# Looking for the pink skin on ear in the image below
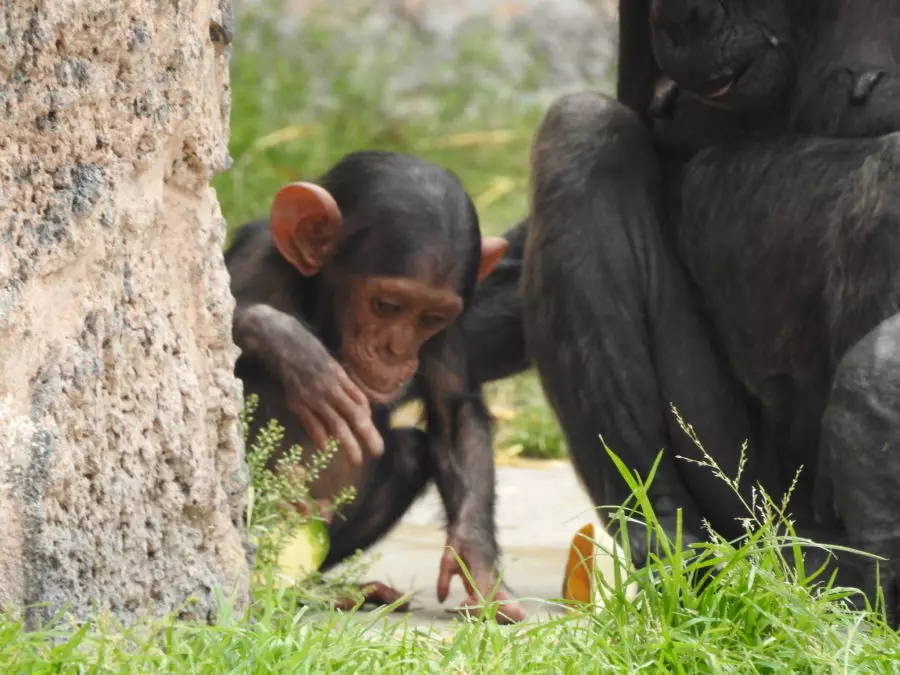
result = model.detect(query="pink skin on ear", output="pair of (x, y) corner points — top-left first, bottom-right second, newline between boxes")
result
(269, 182), (343, 276)
(477, 236), (509, 283)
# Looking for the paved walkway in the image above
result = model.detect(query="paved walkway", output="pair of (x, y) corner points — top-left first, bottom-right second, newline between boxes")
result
(335, 461), (618, 627)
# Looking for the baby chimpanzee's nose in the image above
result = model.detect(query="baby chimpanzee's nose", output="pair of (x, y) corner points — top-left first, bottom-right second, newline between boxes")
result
(386, 322), (416, 359)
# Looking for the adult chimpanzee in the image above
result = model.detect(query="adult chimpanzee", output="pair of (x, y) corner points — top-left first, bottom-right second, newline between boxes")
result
(462, 0), (900, 625)
(225, 150), (526, 623)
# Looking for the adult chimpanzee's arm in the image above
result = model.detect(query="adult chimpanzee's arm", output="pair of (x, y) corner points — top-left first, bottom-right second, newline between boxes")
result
(793, 70), (900, 139)
(522, 93), (765, 560)
(790, 0), (900, 140)
(419, 326), (526, 623)
(678, 134), (900, 374)
(617, 0), (658, 121)
(457, 220), (529, 385)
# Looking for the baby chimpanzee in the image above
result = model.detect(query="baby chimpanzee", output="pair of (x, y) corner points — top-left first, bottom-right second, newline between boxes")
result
(226, 150), (525, 623)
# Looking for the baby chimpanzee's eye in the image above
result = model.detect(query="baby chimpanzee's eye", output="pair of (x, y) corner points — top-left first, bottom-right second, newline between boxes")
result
(419, 314), (447, 330)
(373, 299), (402, 317)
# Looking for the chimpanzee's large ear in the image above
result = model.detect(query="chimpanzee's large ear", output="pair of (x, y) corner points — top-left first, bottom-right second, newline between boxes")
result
(477, 236), (509, 283)
(269, 182), (342, 276)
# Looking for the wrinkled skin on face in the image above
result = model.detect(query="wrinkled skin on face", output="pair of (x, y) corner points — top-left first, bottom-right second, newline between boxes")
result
(649, 0), (797, 111)
(336, 274), (463, 404)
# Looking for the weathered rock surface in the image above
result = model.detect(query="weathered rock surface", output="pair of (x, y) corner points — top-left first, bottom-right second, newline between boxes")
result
(0, 0), (249, 625)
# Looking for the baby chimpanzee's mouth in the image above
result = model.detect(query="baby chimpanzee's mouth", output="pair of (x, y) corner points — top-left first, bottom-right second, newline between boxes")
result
(345, 367), (408, 405)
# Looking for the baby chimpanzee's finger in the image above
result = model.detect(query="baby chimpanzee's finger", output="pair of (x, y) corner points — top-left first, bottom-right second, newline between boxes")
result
(333, 363), (369, 407)
(345, 405), (383, 459)
(294, 405), (331, 453)
(330, 365), (384, 459)
(436, 547), (463, 603)
(319, 404), (364, 467)
(445, 593), (527, 625)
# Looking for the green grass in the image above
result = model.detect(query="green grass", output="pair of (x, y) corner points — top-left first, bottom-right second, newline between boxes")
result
(214, 0), (566, 459)
(3, 423), (899, 672)
(488, 373), (569, 460)
(3, 578), (895, 673)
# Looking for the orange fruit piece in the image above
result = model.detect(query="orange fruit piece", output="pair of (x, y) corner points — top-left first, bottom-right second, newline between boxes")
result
(562, 522), (596, 605)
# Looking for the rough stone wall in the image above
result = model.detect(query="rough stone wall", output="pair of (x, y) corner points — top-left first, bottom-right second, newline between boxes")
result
(0, 0), (249, 624)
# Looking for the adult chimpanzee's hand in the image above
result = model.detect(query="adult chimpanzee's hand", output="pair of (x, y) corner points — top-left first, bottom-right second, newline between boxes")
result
(436, 531), (527, 624)
(280, 338), (384, 466)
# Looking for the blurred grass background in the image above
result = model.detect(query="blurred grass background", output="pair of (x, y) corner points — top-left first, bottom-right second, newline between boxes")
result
(214, 0), (616, 460)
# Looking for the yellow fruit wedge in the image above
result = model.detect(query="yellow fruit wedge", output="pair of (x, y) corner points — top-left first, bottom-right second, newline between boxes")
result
(390, 400), (426, 429)
(276, 519), (331, 583)
(562, 522), (596, 607)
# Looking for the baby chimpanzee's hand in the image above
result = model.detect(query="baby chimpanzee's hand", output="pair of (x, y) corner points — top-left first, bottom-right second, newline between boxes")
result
(436, 531), (527, 624)
(281, 339), (384, 465)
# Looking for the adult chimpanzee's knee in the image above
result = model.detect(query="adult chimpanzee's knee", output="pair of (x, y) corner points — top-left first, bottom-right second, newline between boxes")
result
(821, 312), (900, 627)
(522, 93), (762, 564)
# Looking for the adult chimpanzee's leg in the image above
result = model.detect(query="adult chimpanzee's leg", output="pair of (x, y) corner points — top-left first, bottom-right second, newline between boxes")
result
(822, 313), (900, 627)
(522, 93), (772, 562)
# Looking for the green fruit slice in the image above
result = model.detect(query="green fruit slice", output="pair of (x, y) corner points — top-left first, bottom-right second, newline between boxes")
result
(277, 519), (331, 581)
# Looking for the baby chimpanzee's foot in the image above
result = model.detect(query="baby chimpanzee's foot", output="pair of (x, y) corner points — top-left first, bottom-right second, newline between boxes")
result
(334, 581), (411, 612)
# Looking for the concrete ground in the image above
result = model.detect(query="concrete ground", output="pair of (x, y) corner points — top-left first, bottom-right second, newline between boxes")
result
(335, 460), (619, 628)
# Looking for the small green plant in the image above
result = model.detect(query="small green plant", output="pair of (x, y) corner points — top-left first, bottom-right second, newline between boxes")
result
(240, 393), (355, 570)
(239, 394), (374, 609)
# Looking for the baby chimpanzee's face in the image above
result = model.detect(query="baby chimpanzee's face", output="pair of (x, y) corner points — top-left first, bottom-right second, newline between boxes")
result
(335, 273), (463, 404)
